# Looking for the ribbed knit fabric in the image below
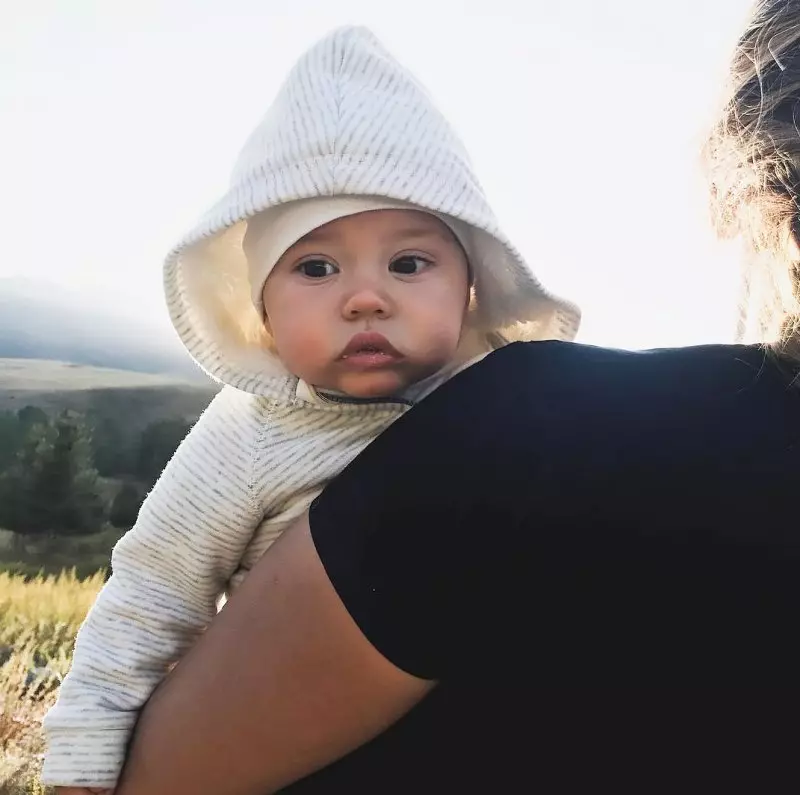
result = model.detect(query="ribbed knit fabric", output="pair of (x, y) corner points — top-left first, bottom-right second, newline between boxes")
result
(163, 25), (579, 396)
(42, 385), (409, 787)
(42, 25), (580, 787)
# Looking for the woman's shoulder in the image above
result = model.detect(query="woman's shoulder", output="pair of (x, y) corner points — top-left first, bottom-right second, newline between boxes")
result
(458, 340), (792, 408)
(491, 339), (778, 383)
(391, 339), (800, 476)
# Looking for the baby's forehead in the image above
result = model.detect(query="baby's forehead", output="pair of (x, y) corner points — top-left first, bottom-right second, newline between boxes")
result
(295, 209), (457, 247)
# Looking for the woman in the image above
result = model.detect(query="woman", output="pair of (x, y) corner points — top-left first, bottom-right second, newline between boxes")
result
(110, 1), (800, 792)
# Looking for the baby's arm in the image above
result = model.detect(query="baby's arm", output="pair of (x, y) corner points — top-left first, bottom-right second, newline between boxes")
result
(42, 388), (266, 790)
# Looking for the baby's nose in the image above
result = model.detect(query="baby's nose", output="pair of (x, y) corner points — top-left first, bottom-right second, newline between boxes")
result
(342, 286), (392, 319)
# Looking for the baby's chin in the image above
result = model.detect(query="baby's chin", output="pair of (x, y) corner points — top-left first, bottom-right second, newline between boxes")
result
(307, 356), (451, 400)
(332, 371), (411, 399)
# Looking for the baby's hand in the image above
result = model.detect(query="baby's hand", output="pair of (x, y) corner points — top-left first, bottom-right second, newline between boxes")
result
(55, 787), (113, 795)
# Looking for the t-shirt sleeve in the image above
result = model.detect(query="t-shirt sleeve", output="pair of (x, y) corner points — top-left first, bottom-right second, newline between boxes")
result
(309, 344), (538, 680)
(311, 340), (800, 690)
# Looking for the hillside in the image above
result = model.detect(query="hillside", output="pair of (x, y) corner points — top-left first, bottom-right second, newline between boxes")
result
(0, 359), (217, 431)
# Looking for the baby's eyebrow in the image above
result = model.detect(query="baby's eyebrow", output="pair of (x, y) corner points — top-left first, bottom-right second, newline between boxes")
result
(299, 225), (453, 246)
(386, 226), (455, 244)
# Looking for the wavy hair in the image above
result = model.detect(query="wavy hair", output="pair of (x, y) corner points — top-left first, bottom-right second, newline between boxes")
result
(705, 0), (800, 360)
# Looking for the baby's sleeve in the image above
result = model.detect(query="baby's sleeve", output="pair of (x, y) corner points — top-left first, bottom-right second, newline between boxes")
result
(41, 387), (267, 788)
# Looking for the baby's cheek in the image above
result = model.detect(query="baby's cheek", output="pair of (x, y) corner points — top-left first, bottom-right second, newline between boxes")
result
(280, 327), (333, 376)
(420, 322), (464, 360)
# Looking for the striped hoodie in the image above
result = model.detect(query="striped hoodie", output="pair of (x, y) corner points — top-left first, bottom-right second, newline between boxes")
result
(41, 26), (579, 787)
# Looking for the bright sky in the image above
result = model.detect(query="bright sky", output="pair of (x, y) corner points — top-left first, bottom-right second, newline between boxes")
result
(1, 0), (754, 350)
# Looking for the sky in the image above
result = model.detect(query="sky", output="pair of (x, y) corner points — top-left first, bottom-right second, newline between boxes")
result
(1, 0), (755, 350)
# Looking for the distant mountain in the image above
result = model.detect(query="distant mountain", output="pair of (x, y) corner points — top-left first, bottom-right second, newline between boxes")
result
(0, 358), (216, 429)
(0, 278), (209, 382)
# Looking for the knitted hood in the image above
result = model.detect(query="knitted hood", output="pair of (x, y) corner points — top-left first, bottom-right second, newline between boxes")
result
(163, 25), (581, 396)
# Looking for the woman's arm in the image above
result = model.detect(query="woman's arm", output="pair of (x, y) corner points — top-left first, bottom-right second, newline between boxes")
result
(117, 347), (528, 794)
(116, 512), (435, 795)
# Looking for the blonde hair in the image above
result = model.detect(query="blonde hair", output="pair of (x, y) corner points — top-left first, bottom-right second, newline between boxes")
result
(704, 0), (800, 362)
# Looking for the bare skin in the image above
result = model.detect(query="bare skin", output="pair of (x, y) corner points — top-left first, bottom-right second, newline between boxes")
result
(110, 513), (434, 795)
(56, 789), (109, 795)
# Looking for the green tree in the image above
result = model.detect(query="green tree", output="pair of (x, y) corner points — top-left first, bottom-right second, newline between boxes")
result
(90, 414), (137, 477)
(0, 411), (108, 537)
(110, 482), (145, 529)
(0, 419), (55, 536)
(17, 405), (48, 428)
(136, 419), (191, 486)
(0, 411), (23, 471)
(0, 406), (48, 472)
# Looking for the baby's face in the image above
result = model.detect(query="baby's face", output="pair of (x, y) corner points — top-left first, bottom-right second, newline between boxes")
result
(262, 209), (470, 398)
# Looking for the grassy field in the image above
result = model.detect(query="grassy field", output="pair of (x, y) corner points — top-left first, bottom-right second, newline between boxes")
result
(0, 569), (103, 794)
(0, 530), (115, 792)
(0, 528), (122, 581)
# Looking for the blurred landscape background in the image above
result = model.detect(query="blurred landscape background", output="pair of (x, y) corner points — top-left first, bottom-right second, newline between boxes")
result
(0, 277), (217, 579)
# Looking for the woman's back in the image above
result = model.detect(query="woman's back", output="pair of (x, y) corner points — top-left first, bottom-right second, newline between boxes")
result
(287, 341), (800, 792)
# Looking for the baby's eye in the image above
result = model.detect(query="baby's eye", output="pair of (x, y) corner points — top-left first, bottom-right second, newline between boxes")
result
(389, 255), (433, 276)
(296, 259), (338, 278)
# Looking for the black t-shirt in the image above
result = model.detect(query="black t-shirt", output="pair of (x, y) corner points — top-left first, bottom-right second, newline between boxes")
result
(283, 341), (800, 793)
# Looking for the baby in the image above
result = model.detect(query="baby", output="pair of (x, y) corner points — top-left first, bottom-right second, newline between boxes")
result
(43, 25), (579, 791)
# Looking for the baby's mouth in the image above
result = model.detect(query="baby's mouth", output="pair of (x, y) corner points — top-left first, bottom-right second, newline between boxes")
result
(339, 332), (402, 363)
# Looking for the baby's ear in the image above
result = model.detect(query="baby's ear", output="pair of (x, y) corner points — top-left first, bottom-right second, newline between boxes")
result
(259, 312), (281, 355)
(466, 284), (478, 311)
(260, 290), (273, 333)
